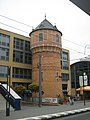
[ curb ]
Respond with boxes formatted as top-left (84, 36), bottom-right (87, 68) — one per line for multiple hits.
top-left (16, 107), bottom-right (90, 120)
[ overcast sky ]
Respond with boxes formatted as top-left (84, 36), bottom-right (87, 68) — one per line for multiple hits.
top-left (0, 0), bottom-right (90, 64)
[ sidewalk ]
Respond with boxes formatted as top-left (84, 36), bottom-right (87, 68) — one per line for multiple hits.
top-left (0, 101), bottom-right (90, 120)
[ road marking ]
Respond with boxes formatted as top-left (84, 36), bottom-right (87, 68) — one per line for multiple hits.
top-left (15, 107), bottom-right (90, 120)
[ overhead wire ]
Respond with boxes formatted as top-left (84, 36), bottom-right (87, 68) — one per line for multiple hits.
top-left (0, 22), bottom-right (28, 34)
top-left (0, 20), bottom-right (86, 63)
top-left (0, 14), bottom-right (89, 62)
top-left (63, 38), bottom-right (84, 48)
top-left (0, 14), bottom-right (33, 28)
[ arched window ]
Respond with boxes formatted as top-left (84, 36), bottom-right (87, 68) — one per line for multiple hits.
top-left (39, 33), bottom-right (44, 41)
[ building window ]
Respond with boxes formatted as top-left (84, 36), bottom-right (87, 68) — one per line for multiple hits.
top-left (0, 66), bottom-right (7, 77)
top-left (56, 34), bottom-right (60, 43)
top-left (62, 84), bottom-right (67, 90)
top-left (61, 73), bottom-right (69, 81)
top-left (14, 37), bottom-right (24, 50)
top-left (25, 53), bottom-right (32, 64)
top-left (25, 41), bottom-right (30, 51)
top-left (13, 67), bottom-right (32, 79)
top-left (62, 61), bottom-right (69, 70)
top-left (61, 51), bottom-right (69, 70)
top-left (0, 33), bottom-right (10, 47)
top-left (13, 50), bottom-right (23, 63)
top-left (62, 84), bottom-right (68, 95)
top-left (13, 38), bottom-right (32, 64)
top-left (62, 52), bottom-right (68, 61)
top-left (39, 33), bottom-right (44, 41)
top-left (0, 47), bottom-right (9, 60)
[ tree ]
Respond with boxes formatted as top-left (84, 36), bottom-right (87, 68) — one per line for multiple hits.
top-left (28, 83), bottom-right (39, 103)
top-left (14, 85), bottom-right (26, 97)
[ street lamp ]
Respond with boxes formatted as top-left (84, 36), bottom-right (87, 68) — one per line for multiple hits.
top-left (84, 44), bottom-right (90, 55)
top-left (79, 71), bottom-right (88, 106)
top-left (38, 54), bottom-right (42, 107)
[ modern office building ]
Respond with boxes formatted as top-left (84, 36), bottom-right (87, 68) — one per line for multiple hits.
top-left (0, 18), bottom-right (71, 99)
top-left (0, 28), bottom-right (32, 88)
top-left (71, 56), bottom-right (90, 97)
top-left (61, 48), bottom-right (71, 96)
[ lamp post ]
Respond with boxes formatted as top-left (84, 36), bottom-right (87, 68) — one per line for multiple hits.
top-left (83, 72), bottom-right (88, 106)
top-left (84, 44), bottom-right (90, 55)
top-left (38, 54), bottom-right (42, 107)
top-left (83, 74), bottom-right (85, 106)
top-left (79, 72), bottom-right (87, 106)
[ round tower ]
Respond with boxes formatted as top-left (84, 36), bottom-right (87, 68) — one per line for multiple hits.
top-left (29, 18), bottom-right (63, 98)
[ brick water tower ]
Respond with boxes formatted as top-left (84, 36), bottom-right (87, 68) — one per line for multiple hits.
top-left (29, 18), bottom-right (63, 98)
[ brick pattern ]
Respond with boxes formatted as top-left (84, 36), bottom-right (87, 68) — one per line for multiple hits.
top-left (31, 29), bottom-right (63, 97)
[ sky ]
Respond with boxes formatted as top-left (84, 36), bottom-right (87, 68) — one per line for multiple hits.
top-left (0, 0), bottom-right (90, 64)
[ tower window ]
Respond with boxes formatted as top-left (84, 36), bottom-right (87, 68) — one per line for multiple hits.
top-left (56, 34), bottom-right (59, 43)
top-left (39, 33), bottom-right (44, 41)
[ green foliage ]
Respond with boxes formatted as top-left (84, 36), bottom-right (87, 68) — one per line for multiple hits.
top-left (58, 97), bottom-right (64, 104)
top-left (63, 96), bottom-right (68, 101)
top-left (28, 83), bottom-right (39, 93)
top-left (14, 85), bottom-right (26, 95)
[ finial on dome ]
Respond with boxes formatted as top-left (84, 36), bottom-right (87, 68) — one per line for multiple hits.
top-left (45, 13), bottom-right (46, 19)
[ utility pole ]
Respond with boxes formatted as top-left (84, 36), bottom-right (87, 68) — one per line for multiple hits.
top-left (83, 75), bottom-right (85, 106)
top-left (83, 72), bottom-right (87, 106)
top-left (6, 66), bottom-right (10, 116)
top-left (38, 54), bottom-right (42, 107)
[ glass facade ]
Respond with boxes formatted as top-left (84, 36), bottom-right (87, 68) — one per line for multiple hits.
top-left (0, 66), bottom-right (8, 77)
top-left (13, 50), bottom-right (23, 63)
top-left (13, 37), bottom-right (32, 64)
top-left (0, 33), bottom-right (10, 61)
top-left (61, 73), bottom-right (69, 81)
top-left (0, 31), bottom-right (32, 85)
top-left (61, 51), bottom-right (69, 70)
top-left (0, 33), bottom-right (10, 47)
top-left (12, 67), bottom-right (32, 79)
top-left (71, 61), bottom-right (90, 88)
top-left (0, 48), bottom-right (9, 60)
top-left (14, 38), bottom-right (24, 50)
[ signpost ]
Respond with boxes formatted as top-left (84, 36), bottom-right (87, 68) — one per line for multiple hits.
top-left (79, 76), bottom-right (83, 87)
top-left (79, 73), bottom-right (88, 106)
top-left (83, 73), bottom-right (88, 86)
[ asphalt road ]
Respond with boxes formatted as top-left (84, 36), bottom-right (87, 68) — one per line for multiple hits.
top-left (0, 100), bottom-right (90, 120)
top-left (52, 111), bottom-right (90, 120)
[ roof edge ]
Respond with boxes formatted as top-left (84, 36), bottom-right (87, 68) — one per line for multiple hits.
top-left (29, 28), bottom-right (62, 36)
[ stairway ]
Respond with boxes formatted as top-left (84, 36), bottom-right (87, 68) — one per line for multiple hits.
top-left (0, 83), bottom-right (21, 110)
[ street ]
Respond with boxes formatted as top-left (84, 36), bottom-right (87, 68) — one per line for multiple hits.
top-left (52, 111), bottom-right (90, 120)
top-left (0, 101), bottom-right (90, 120)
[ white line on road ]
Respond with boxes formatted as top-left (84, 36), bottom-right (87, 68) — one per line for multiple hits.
top-left (15, 107), bottom-right (90, 120)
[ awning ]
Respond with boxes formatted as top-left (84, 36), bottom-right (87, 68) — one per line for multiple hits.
top-left (76, 86), bottom-right (90, 91)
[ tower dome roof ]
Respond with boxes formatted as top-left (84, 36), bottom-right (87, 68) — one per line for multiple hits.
top-left (30, 18), bottom-right (62, 36)
top-left (35, 19), bottom-right (57, 30)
